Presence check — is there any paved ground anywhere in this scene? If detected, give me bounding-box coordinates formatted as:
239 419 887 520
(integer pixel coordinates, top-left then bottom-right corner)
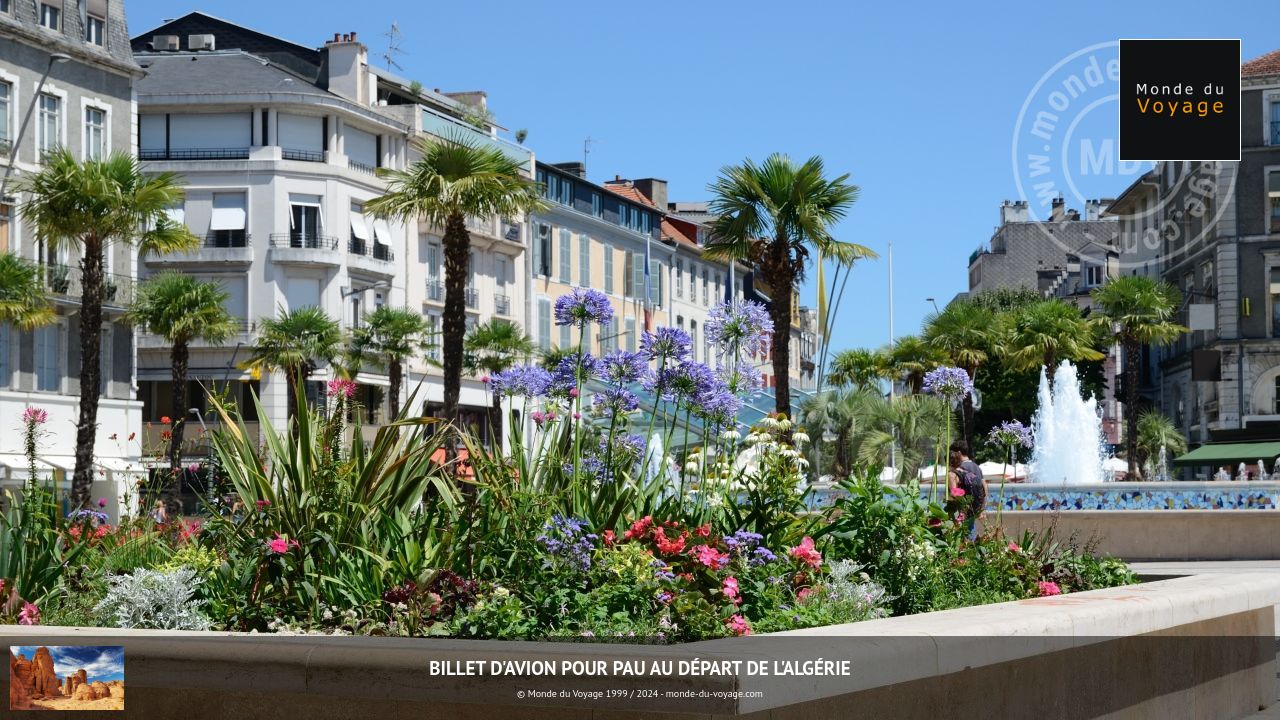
1129 562 1280 718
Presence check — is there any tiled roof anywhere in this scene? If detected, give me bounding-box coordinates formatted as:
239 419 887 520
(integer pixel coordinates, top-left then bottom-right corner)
661 219 698 248
1243 49 1280 78
602 182 657 208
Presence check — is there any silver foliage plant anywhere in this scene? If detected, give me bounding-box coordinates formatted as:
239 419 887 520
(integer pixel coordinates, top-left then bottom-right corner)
93 566 212 631
825 559 891 619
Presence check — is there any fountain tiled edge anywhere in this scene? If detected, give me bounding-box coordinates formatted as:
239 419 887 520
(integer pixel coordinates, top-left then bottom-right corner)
805 482 1280 511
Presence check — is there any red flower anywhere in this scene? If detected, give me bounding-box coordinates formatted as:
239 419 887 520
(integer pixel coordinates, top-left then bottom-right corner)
602 530 616 547
266 532 300 555
624 516 653 541
788 537 823 570
127 432 136 441
928 518 942 527
161 416 171 425
694 524 711 538
1037 581 1061 597
653 527 686 555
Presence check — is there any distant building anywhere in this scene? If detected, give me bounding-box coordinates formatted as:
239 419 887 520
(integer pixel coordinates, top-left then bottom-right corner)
0 0 144 509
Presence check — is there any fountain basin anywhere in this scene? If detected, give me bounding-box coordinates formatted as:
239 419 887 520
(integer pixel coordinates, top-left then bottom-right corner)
804 482 1280 512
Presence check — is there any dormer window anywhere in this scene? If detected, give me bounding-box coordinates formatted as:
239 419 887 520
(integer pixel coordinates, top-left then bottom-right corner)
1083 264 1104 287
38 1 61 31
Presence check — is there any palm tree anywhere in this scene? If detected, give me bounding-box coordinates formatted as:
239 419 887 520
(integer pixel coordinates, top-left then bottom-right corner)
1092 276 1187 479
923 299 995 443
1135 409 1187 475
464 318 536 446
887 334 946 394
1001 300 1103 386
706 153 874 416
127 273 236 501
351 306 431 419
800 387 879 480
245 307 343 421
17 150 196 508
0 252 53 329
825 348 890 391
365 134 545 432
856 393 953 482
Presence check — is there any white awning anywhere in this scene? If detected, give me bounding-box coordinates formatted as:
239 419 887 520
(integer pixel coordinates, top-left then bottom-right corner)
210 194 247 231
353 371 390 388
95 457 144 474
373 219 393 245
40 456 77 472
350 211 370 240
0 454 53 471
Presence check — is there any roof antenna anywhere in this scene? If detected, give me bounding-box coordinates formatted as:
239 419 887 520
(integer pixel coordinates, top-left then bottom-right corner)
381 22 404 72
584 135 600 167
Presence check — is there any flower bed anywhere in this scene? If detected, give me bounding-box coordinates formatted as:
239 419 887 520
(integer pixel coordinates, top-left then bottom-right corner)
0 294 1134 640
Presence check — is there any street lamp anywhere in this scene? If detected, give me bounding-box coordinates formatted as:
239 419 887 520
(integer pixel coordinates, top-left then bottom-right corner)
0 52 72 201
926 297 941 314
341 279 391 299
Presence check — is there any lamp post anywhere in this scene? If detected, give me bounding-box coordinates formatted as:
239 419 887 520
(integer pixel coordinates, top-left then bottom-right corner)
926 297 940 314
0 52 72 203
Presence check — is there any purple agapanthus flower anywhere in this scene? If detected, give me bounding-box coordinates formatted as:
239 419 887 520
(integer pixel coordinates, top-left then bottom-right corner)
611 433 646 463
551 354 601 396
489 365 553 399
554 288 614 328
640 327 692 365
693 385 742 430
592 386 639 415
716 363 763 398
599 350 648 385
645 360 717 403
705 300 773 358
922 365 974 401
989 420 1033 449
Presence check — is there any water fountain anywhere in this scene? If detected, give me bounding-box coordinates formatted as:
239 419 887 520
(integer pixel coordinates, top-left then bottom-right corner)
1259 459 1270 483
1154 446 1170 482
1238 462 1248 482
1028 361 1107 485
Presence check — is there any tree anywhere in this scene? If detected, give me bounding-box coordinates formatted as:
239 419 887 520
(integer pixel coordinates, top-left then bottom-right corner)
1135 409 1187 474
0 252 53 329
351 306 431 419
887 335 946 394
127 273 236 505
856 393 953 483
923 299 995 443
464 318 536 447
825 348 890 391
365 134 545 437
1001 300 1103 386
245 307 343 422
1092 276 1187 479
800 387 879 480
706 153 874 416
17 150 196 508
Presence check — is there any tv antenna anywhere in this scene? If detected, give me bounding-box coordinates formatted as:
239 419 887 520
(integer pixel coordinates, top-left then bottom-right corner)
381 22 405 72
584 135 600 166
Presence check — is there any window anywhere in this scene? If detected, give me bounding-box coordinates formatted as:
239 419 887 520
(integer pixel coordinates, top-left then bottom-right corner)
1084 264 1104 287
1271 268 1280 338
533 224 552 277
0 0 9 13
0 81 10 149
38 1 60 30
715 272 721 303
1269 171 1280 234
603 244 613 294
558 229 571 282
579 234 590 286
544 173 573 206
289 196 323 246
425 313 440 361
38 94 60 155
85 7 106 46
84 106 106 159
675 259 683 298
690 320 698 363
1201 260 1214 291
591 191 602 218
211 193 247 247
99 327 110 395
495 256 508 292
35 324 59 391
1271 100 1280 145
0 202 9 254
1274 376 1280 415
537 297 551 351
701 268 709 305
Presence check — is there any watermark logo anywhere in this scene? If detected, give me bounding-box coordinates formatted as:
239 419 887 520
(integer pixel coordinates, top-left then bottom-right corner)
1011 41 1234 271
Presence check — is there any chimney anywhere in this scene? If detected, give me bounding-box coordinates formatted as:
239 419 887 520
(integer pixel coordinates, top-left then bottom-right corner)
999 200 1029 225
1051 197 1066 222
632 178 668 210
551 162 587 179
324 32 368 105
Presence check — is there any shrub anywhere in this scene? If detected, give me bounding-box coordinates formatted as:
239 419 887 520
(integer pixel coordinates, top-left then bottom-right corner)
93 567 211 630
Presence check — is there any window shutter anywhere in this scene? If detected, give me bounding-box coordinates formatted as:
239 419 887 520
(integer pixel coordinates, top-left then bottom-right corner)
625 317 636 352
582 324 591 353
559 229 571 282
650 260 663 307
604 245 613 294
632 252 645 300
538 298 550 350
531 231 543 278
579 234 590 286
559 323 570 349
623 252 633 297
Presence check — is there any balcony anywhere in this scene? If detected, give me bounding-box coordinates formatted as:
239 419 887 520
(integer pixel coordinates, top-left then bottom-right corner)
281 148 324 163
465 287 479 310
494 293 510 316
139 319 252 349
139 147 251 161
147 232 253 266
348 158 376 175
347 236 396 277
43 264 133 310
268 233 340 267
502 218 522 244
426 279 443 303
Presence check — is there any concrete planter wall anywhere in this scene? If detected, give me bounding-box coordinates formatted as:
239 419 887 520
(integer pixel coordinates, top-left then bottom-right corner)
987 510 1280 560
4 574 1278 719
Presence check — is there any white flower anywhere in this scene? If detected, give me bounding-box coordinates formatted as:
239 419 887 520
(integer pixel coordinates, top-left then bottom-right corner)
721 429 742 442
792 431 810 446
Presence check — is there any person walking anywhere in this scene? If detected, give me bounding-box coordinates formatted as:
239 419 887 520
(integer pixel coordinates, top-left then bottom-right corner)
947 440 987 541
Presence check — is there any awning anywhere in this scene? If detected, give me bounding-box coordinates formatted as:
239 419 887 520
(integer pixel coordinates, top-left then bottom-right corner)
373 219 393 245
210 195 247 231
95 457 144 474
40 456 77 472
349 211 370 240
0 454 53 472
1174 441 1280 466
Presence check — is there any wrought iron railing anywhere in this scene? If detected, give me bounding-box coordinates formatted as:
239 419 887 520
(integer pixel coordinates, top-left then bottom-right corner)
426 280 443 302
465 287 479 309
139 147 250 160
269 232 337 250
494 293 510 316
204 231 249 248
42 264 133 307
282 148 324 162
348 158 375 175
348 237 394 261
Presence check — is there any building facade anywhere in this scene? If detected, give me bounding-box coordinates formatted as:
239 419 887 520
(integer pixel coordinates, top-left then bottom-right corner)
1109 50 1280 469
0 0 143 508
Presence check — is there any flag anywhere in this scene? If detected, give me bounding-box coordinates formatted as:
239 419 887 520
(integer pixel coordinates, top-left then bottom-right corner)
816 252 828 342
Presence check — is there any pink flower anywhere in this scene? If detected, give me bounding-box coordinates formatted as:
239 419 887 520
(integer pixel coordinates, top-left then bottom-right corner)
326 378 357 399
97 498 107 508
531 410 547 425
955 512 966 523
573 412 582 420
1037 581 1061 597
950 486 966 497
17 601 40 626
569 388 580 398
187 463 200 474
255 499 271 509
724 614 751 636
693 544 729 568
722 577 741 605
797 587 813 603
21 407 48 425
789 537 823 570
266 532 299 555
1008 542 1021 552
480 375 491 384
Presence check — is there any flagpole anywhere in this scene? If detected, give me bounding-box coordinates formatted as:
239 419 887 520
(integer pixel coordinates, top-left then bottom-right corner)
888 242 897 473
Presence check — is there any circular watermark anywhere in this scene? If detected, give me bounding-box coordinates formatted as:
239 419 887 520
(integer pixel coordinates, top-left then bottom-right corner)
1011 41 1234 271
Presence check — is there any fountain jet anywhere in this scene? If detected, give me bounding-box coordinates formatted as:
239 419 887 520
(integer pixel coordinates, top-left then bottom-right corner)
1029 361 1107 485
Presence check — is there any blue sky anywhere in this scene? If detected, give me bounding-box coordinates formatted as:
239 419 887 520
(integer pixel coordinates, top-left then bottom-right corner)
13 646 125 683
125 1 1277 353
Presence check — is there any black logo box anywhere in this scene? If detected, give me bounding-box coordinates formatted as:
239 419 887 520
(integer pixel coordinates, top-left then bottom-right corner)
1119 39 1240 162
